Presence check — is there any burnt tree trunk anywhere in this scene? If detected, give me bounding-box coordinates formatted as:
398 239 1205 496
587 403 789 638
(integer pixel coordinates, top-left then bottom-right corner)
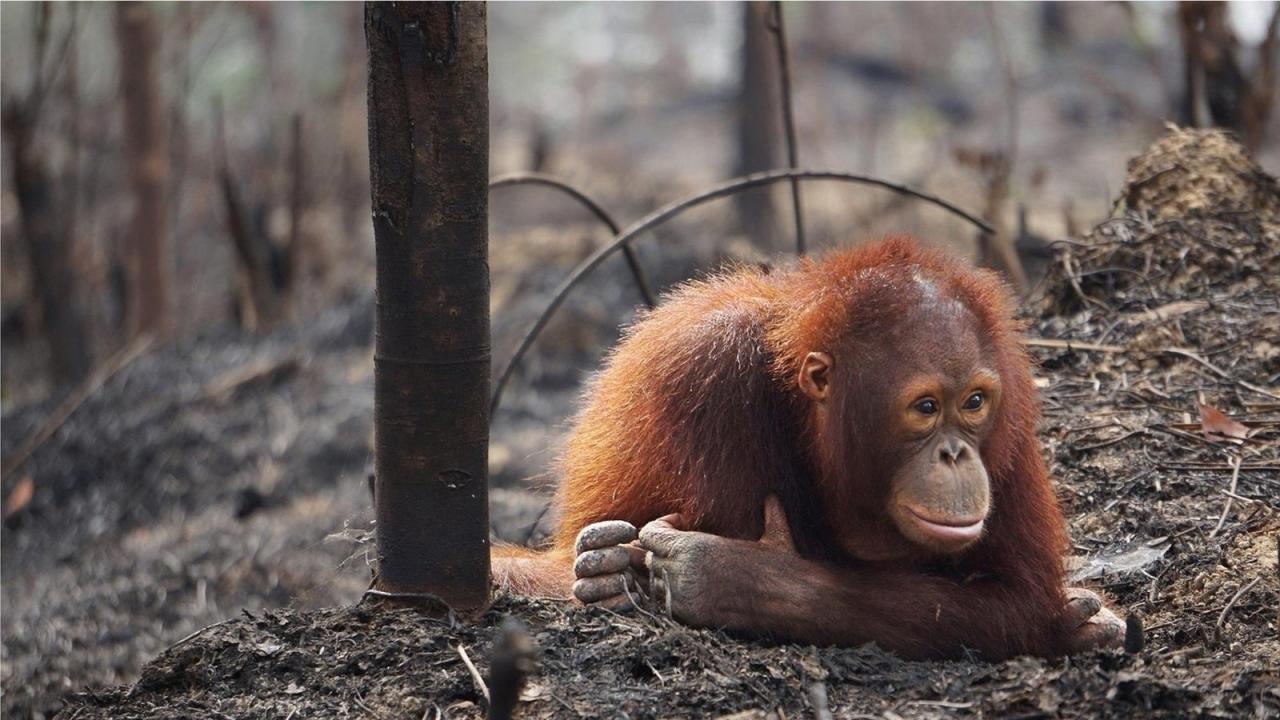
734 1 781 251
339 1 369 248
1178 1 1279 150
284 112 306 306
2 104 92 384
2 5 91 384
115 2 171 338
213 100 286 333
365 1 491 611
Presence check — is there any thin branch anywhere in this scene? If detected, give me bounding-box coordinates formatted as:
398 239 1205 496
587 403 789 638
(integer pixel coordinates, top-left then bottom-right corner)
1209 454 1243 538
1025 340 1280 401
214 97 267 331
965 5 1027 293
1215 576 1261 633
286 112 305 295
767 1 806 255
1024 338 1127 353
518 497 554 546
985 4 1019 177
28 4 77 121
456 644 490 703
490 169 995 414
1160 463 1278 473
1117 2 1175 113
490 172 655 308
168 618 236 651
1161 347 1280 401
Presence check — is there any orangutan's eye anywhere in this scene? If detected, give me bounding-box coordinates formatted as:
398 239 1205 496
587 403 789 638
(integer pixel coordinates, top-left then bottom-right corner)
914 398 939 415
963 392 984 411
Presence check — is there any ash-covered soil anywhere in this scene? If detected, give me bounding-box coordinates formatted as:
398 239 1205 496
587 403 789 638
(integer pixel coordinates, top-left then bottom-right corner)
5 128 1277 719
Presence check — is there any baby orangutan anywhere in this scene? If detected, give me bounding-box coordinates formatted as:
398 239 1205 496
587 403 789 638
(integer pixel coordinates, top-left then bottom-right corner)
494 237 1124 660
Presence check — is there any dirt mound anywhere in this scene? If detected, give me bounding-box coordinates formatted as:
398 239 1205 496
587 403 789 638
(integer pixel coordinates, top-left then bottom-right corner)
1045 127 1279 316
1121 125 1280 222
49 128 1280 718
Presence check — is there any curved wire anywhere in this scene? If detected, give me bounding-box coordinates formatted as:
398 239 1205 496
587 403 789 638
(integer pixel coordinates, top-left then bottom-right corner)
490 168 995 415
490 172 656 308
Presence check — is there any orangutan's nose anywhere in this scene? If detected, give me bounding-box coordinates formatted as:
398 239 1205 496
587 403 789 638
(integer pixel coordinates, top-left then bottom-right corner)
937 437 969 465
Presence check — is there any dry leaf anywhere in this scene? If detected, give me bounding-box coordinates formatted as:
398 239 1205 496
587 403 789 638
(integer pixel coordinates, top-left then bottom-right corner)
1198 404 1249 442
2 476 34 520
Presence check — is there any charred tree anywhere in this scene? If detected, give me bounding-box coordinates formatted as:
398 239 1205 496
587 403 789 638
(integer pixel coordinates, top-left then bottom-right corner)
954 147 1028 295
1178 1 1280 151
2 5 91 384
3 104 91 384
213 100 292 332
734 1 781 251
338 1 369 248
365 2 491 611
285 112 306 300
114 2 171 338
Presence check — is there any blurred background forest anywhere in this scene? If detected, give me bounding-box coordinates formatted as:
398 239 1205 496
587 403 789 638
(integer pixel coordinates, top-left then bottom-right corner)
3 2 1276 408
1 3 1278 717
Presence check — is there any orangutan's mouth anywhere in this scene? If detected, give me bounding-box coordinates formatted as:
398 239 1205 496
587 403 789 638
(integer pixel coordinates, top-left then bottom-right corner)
907 507 986 543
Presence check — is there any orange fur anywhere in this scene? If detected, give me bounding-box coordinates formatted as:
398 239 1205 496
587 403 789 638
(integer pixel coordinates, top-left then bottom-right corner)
491 544 574 599
492 236 1068 657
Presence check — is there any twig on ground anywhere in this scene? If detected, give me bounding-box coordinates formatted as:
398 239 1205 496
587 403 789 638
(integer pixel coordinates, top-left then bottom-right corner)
1221 489 1257 504
1209 454 1243 538
906 700 975 709
1076 429 1146 453
1057 249 1109 311
619 575 665 625
353 692 384 720
1215 576 1261 634
457 644 490 703
169 618 236 650
1161 347 1280 401
1126 300 1209 324
1024 338 1126 353
200 355 301 403
1026 340 1280 401
1148 424 1224 450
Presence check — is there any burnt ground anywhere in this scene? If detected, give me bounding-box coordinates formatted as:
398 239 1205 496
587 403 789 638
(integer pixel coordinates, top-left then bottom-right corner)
4 128 1278 718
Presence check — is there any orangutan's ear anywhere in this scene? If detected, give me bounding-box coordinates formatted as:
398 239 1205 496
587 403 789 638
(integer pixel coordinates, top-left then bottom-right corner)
798 352 832 403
